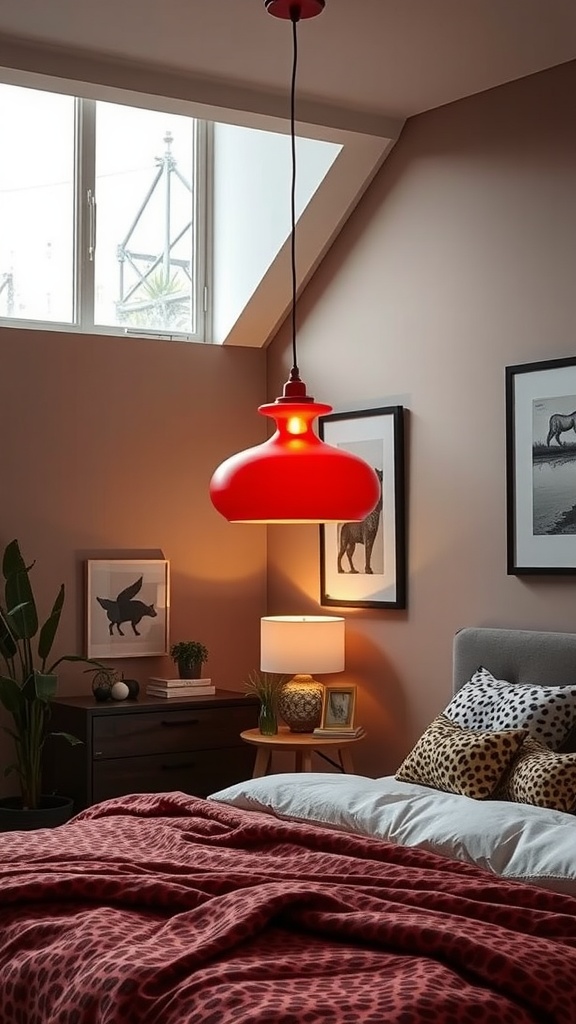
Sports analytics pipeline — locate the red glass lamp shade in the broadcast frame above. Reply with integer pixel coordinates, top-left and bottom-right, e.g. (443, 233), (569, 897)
(209, 394), (380, 524)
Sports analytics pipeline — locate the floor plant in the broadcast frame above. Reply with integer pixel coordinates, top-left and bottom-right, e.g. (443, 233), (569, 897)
(0, 539), (108, 811)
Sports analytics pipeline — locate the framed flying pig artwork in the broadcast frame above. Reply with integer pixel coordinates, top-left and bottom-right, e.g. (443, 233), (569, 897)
(86, 559), (170, 658)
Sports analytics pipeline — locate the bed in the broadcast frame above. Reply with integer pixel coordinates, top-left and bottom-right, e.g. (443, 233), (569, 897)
(1, 627), (576, 1023)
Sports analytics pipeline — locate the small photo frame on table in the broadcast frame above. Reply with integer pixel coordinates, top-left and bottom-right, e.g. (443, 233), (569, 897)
(319, 405), (406, 608)
(506, 355), (576, 574)
(86, 558), (170, 658)
(320, 685), (357, 730)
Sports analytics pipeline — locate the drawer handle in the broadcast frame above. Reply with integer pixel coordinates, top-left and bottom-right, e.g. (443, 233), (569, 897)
(161, 761), (196, 771)
(161, 718), (200, 727)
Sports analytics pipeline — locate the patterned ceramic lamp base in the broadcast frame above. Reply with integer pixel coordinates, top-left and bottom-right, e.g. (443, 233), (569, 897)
(278, 674), (324, 732)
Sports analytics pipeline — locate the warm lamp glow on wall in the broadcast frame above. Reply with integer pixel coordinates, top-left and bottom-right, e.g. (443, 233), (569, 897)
(261, 614), (345, 731)
(209, 0), (380, 525)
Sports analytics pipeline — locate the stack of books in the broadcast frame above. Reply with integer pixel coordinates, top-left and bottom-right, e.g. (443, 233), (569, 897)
(312, 725), (365, 739)
(146, 677), (216, 699)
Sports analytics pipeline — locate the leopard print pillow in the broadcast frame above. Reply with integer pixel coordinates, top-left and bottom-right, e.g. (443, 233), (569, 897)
(444, 667), (576, 751)
(499, 737), (576, 813)
(395, 714), (528, 799)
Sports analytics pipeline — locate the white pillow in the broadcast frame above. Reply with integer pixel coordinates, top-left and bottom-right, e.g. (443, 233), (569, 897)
(209, 772), (576, 895)
(444, 667), (576, 750)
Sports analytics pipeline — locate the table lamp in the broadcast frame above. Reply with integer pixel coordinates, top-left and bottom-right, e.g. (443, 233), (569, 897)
(260, 615), (345, 732)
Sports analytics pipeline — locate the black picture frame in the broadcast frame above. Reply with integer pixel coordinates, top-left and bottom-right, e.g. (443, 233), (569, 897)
(319, 405), (406, 608)
(506, 355), (576, 574)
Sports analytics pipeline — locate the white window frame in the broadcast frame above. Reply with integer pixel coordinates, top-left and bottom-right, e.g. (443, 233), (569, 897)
(0, 74), (210, 343)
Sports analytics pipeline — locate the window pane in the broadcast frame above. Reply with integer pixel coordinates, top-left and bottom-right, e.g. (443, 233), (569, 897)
(0, 84), (75, 322)
(94, 103), (196, 335)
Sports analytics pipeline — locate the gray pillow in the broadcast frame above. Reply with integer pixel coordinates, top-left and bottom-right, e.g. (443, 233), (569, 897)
(444, 667), (576, 751)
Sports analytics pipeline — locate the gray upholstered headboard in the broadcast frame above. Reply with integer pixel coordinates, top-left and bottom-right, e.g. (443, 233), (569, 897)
(453, 627), (576, 692)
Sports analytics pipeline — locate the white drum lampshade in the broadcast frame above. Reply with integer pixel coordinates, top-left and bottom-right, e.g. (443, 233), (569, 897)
(260, 615), (345, 732)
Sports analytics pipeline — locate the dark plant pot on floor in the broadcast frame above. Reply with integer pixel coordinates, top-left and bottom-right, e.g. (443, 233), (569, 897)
(0, 794), (74, 832)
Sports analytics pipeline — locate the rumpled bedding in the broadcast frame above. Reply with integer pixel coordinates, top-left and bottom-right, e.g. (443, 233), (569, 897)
(209, 771), (576, 893)
(1, 791), (576, 1023)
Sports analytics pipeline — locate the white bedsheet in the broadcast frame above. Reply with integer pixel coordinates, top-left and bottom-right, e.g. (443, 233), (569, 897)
(209, 773), (576, 895)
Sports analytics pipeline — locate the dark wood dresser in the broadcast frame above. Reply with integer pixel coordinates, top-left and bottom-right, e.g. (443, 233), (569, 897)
(43, 690), (258, 811)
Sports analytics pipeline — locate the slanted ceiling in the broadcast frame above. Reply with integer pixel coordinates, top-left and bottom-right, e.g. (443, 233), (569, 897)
(1, 0), (575, 347)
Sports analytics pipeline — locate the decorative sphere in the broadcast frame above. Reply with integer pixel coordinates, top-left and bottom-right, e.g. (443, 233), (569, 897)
(92, 671), (113, 702)
(124, 678), (140, 699)
(93, 684), (111, 703)
(111, 681), (130, 701)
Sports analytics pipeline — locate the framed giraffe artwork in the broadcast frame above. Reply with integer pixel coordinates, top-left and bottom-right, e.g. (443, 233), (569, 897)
(86, 558), (170, 658)
(319, 406), (407, 609)
(506, 355), (576, 574)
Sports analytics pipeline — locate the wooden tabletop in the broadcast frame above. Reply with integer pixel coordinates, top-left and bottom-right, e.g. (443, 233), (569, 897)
(240, 726), (365, 748)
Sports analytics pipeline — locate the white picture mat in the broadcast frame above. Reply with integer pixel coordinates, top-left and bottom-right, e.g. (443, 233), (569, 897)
(86, 559), (169, 658)
(320, 685), (357, 729)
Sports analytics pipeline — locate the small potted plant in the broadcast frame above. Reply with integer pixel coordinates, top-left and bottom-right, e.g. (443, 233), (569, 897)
(244, 670), (288, 735)
(170, 640), (209, 679)
(0, 539), (107, 830)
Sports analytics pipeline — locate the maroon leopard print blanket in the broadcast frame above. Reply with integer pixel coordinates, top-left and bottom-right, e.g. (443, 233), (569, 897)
(0, 791), (575, 1023)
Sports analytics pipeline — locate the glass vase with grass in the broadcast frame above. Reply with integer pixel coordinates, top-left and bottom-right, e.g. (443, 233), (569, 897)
(243, 670), (287, 736)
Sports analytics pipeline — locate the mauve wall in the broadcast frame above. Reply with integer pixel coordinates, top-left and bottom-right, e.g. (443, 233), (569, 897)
(266, 60), (576, 777)
(0, 328), (267, 788)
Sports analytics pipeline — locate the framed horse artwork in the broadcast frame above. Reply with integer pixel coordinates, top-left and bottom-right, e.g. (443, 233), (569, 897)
(506, 355), (576, 574)
(319, 406), (407, 609)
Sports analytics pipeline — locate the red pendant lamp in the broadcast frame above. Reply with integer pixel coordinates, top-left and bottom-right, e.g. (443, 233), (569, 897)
(209, 0), (380, 524)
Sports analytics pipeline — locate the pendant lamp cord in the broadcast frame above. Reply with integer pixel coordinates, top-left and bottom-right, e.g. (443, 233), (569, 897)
(289, 11), (299, 381)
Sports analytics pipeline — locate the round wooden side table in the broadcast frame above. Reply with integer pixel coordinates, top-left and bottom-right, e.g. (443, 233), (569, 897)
(240, 725), (366, 777)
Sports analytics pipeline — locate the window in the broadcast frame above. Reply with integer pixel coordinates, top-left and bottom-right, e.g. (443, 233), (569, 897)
(0, 65), (390, 349)
(0, 83), (208, 341)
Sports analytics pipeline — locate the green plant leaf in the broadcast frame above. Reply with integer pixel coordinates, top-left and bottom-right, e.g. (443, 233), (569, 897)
(169, 640), (209, 662)
(0, 675), (26, 714)
(49, 731), (83, 746)
(243, 670), (288, 703)
(21, 670), (57, 702)
(2, 539), (27, 579)
(37, 585), (65, 663)
(3, 540), (38, 639)
(0, 675), (26, 716)
(48, 654), (106, 673)
(0, 607), (18, 661)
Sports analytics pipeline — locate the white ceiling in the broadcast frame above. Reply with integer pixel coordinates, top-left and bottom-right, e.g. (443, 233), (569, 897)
(0, 0), (575, 121)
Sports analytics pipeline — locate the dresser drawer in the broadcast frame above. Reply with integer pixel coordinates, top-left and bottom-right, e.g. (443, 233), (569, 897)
(92, 704), (257, 759)
(45, 691), (258, 810)
(92, 746), (256, 803)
